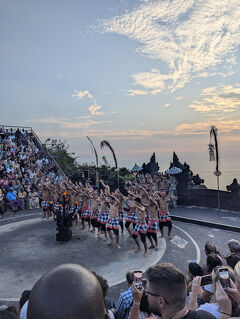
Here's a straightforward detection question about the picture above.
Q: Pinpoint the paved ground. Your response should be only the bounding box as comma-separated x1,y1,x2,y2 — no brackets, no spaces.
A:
0,206,239,308
172,206,240,227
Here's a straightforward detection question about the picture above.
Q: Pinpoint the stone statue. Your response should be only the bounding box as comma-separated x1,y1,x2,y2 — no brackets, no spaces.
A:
226,178,240,194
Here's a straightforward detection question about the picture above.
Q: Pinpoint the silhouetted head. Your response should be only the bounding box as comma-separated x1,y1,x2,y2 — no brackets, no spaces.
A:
204,242,217,255
126,270,134,286
27,264,105,319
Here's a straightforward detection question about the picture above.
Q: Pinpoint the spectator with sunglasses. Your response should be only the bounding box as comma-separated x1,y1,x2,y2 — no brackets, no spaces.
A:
129,263,215,319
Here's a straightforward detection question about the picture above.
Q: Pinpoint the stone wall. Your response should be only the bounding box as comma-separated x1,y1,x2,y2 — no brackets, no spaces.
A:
178,188,240,211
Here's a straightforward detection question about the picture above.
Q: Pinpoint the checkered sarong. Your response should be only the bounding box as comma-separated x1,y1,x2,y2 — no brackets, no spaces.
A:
81,207,90,219
126,212,138,223
99,211,109,224
54,204,60,212
41,201,49,209
107,217,120,230
147,219,158,233
68,206,75,214
145,210,150,221
158,211,171,222
133,222,148,236
91,210,98,219
119,210,124,221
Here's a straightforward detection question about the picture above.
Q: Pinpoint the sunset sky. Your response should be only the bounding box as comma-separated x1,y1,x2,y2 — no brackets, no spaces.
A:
1,0,240,189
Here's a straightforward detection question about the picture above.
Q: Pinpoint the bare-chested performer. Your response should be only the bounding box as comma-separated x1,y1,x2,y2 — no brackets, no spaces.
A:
80,188,91,230
106,192,121,249
158,191,173,238
114,189,125,235
146,198,159,250
90,189,101,233
98,183,110,241
124,194,137,238
131,197,148,257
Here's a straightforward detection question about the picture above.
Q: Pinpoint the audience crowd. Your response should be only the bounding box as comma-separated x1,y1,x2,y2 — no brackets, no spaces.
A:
1,240,240,319
0,127,62,216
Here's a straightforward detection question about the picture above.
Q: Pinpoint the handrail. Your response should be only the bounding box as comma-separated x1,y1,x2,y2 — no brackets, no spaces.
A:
30,128,68,180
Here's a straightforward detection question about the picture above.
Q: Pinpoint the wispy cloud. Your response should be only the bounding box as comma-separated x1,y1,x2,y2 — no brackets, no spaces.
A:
35,116,106,129
189,84,240,113
127,89,148,96
164,103,170,108
88,104,105,116
100,0,240,92
176,96,183,101
56,73,64,79
72,90,93,100
175,120,240,135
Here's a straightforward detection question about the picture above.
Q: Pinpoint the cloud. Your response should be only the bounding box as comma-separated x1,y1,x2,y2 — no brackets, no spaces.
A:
176,96,183,101
127,89,148,96
132,70,169,92
36,116,106,129
88,104,105,116
175,120,240,135
189,84,240,113
164,103,170,108
56,73,64,79
100,0,240,92
72,90,93,100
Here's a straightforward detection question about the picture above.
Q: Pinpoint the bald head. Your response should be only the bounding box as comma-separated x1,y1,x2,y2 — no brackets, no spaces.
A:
27,264,106,319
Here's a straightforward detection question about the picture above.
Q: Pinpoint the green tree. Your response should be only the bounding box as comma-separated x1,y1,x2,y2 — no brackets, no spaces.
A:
43,138,78,176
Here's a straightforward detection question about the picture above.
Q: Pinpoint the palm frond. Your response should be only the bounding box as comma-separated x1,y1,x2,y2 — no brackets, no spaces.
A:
100,140,118,168
86,136,98,167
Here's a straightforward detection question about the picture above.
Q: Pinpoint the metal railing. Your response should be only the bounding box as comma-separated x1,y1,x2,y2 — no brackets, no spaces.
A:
31,129,68,179
0,124,68,180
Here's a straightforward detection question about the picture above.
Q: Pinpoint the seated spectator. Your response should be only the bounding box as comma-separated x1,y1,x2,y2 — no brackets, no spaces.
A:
116,270,134,319
6,188,22,212
226,239,240,270
129,263,215,319
186,262,204,293
18,187,28,209
203,242,226,274
28,188,39,209
27,264,106,319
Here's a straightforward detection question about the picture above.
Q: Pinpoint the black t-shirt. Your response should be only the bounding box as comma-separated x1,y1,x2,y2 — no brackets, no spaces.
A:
182,310,216,319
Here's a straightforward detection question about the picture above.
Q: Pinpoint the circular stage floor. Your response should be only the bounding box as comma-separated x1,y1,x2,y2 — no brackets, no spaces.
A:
0,211,237,301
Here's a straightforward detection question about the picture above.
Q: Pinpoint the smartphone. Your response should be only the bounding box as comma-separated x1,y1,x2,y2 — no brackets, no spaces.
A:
219,268,230,289
201,274,212,286
134,271,143,290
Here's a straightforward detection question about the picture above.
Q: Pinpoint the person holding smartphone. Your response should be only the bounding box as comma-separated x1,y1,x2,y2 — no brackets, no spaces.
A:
189,266,240,318
129,263,215,319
